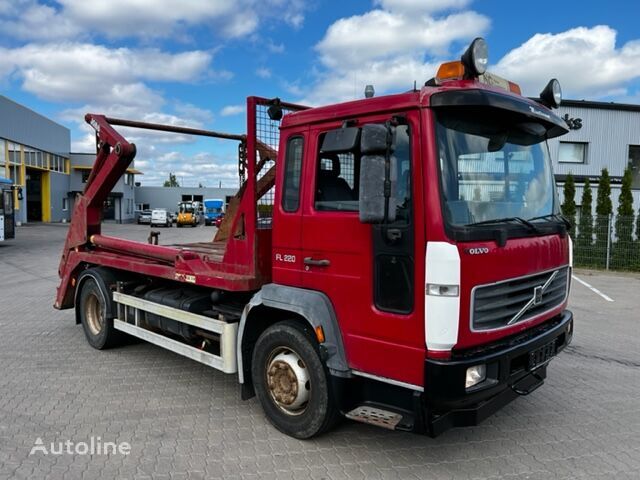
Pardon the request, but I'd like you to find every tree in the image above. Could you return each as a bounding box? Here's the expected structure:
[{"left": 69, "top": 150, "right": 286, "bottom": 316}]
[
  {"left": 561, "top": 173, "right": 576, "bottom": 235},
  {"left": 594, "top": 168, "right": 612, "bottom": 268},
  {"left": 612, "top": 168, "right": 634, "bottom": 269},
  {"left": 163, "top": 173, "right": 180, "bottom": 187},
  {"left": 576, "top": 178, "right": 593, "bottom": 266}
]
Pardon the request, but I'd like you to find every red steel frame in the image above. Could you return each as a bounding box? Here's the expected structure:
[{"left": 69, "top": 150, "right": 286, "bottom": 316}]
[{"left": 55, "top": 97, "right": 306, "bottom": 310}]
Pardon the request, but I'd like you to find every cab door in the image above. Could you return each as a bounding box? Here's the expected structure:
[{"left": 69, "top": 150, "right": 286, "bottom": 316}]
[
  {"left": 300, "top": 111, "right": 425, "bottom": 387},
  {"left": 272, "top": 127, "right": 308, "bottom": 286}
]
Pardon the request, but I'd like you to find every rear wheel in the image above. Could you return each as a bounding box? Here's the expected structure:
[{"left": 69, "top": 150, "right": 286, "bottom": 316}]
[
  {"left": 79, "top": 276, "right": 123, "bottom": 349},
  {"left": 252, "top": 321, "right": 340, "bottom": 438}
]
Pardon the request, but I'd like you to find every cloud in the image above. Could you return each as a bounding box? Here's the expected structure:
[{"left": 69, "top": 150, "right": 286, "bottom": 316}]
[
  {"left": 375, "top": 0, "right": 471, "bottom": 13},
  {"left": 0, "top": 1, "right": 82, "bottom": 40},
  {"left": 0, "top": 42, "right": 215, "bottom": 104},
  {"left": 256, "top": 67, "right": 272, "bottom": 79},
  {"left": 0, "top": 1, "right": 304, "bottom": 187},
  {"left": 303, "top": 0, "right": 489, "bottom": 105},
  {"left": 0, "top": 0, "right": 309, "bottom": 41},
  {"left": 494, "top": 25, "right": 640, "bottom": 99},
  {"left": 316, "top": 10, "right": 489, "bottom": 70},
  {"left": 220, "top": 105, "right": 245, "bottom": 116},
  {"left": 138, "top": 151, "right": 240, "bottom": 187}
]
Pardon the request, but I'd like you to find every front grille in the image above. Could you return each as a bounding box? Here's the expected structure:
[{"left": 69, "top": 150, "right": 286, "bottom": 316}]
[{"left": 472, "top": 267, "right": 569, "bottom": 330}]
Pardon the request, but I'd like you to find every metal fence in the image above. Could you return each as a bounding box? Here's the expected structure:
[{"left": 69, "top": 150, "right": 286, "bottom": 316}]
[{"left": 572, "top": 214, "right": 640, "bottom": 271}]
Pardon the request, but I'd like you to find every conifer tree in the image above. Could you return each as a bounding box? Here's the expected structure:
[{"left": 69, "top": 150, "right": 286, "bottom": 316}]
[
  {"left": 594, "top": 168, "right": 612, "bottom": 267},
  {"left": 612, "top": 168, "right": 634, "bottom": 269},
  {"left": 576, "top": 178, "right": 593, "bottom": 265},
  {"left": 561, "top": 173, "right": 576, "bottom": 235}
]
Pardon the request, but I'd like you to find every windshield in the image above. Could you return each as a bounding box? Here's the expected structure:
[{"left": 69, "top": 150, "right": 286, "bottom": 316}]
[
  {"left": 435, "top": 110, "right": 558, "bottom": 227},
  {"left": 180, "top": 204, "right": 194, "bottom": 213}
]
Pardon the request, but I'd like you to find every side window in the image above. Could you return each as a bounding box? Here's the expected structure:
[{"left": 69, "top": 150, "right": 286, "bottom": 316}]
[
  {"left": 393, "top": 125, "right": 411, "bottom": 222},
  {"left": 282, "top": 136, "right": 304, "bottom": 212},
  {"left": 314, "top": 125, "right": 411, "bottom": 216},
  {"left": 315, "top": 135, "right": 360, "bottom": 212}
]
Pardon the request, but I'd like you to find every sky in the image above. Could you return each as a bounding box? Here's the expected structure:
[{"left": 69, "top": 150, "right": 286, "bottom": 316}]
[{"left": 1, "top": 0, "right": 639, "bottom": 187}]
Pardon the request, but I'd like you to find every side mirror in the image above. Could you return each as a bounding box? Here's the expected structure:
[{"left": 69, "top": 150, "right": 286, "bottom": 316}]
[
  {"left": 358, "top": 123, "right": 397, "bottom": 224},
  {"left": 320, "top": 126, "right": 360, "bottom": 153},
  {"left": 359, "top": 154, "right": 397, "bottom": 223},
  {"left": 360, "top": 123, "right": 388, "bottom": 153}
]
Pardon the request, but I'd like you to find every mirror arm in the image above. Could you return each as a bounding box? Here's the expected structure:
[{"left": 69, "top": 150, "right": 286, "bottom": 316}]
[{"left": 382, "top": 121, "right": 393, "bottom": 224}]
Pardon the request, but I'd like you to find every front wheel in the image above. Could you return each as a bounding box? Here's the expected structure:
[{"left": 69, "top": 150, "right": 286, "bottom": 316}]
[{"left": 251, "top": 321, "right": 340, "bottom": 439}]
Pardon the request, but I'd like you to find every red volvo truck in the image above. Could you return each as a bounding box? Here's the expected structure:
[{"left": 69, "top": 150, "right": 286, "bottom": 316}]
[{"left": 55, "top": 38, "right": 574, "bottom": 438}]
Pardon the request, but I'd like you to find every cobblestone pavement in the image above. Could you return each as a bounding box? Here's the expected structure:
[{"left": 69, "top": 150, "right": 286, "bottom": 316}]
[{"left": 0, "top": 223, "right": 638, "bottom": 479}]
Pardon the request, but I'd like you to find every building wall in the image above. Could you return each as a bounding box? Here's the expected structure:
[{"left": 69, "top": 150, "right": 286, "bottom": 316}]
[
  {"left": 550, "top": 102, "right": 640, "bottom": 214},
  {"left": 0, "top": 96, "right": 70, "bottom": 155},
  {"left": 549, "top": 104, "right": 640, "bottom": 178},
  {"left": 69, "top": 152, "right": 138, "bottom": 223},
  {"left": 49, "top": 171, "right": 71, "bottom": 222},
  {"left": 134, "top": 187, "right": 238, "bottom": 213}
]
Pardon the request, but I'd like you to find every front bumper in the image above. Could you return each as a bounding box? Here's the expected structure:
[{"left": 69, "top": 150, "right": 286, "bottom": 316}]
[{"left": 423, "top": 310, "right": 573, "bottom": 436}]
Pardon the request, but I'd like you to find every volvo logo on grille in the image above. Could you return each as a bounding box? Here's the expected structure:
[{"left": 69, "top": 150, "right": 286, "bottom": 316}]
[
  {"left": 533, "top": 286, "right": 543, "bottom": 305},
  {"left": 507, "top": 270, "right": 559, "bottom": 325}
]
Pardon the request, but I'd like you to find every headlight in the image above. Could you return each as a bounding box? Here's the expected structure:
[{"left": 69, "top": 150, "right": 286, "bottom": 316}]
[
  {"left": 465, "top": 364, "right": 486, "bottom": 389},
  {"left": 461, "top": 37, "right": 488, "bottom": 77}
]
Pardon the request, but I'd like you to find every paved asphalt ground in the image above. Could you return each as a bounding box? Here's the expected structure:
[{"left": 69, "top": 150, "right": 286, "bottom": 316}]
[{"left": 0, "top": 223, "right": 638, "bottom": 479}]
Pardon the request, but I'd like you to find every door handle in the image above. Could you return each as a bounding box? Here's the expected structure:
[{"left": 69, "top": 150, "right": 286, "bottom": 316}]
[{"left": 304, "top": 257, "right": 331, "bottom": 267}]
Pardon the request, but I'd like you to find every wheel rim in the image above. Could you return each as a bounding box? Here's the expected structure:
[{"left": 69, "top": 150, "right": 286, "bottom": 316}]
[
  {"left": 85, "top": 292, "right": 104, "bottom": 336},
  {"left": 265, "top": 347, "right": 310, "bottom": 416}
]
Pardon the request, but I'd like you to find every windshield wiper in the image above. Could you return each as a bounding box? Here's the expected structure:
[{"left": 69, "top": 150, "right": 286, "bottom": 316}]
[
  {"left": 466, "top": 216, "right": 541, "bottom": 233},
  {"left": 528, "top": 213, "right": 571, "bottom": 229}
]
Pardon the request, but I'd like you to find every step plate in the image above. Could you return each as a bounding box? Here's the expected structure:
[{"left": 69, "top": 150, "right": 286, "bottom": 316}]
[{"left": 346, "top": 406, "right": 403, "bottom": 430}]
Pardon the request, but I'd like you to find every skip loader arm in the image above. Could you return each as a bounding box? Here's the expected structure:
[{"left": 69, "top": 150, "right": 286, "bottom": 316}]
[{"left": 55, "top": 114, "right": 136, "bottom": 309}]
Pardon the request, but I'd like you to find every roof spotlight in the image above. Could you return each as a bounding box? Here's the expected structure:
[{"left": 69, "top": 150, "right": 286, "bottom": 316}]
[
  {"left": 540, "top": 78, "right": 562, "bottom": 109},
  {"left": 267, "top": 98, "right": 283, "bottom": 121},
  {"left": 364, "top": 84, "right": 375, "bottom": 98},
  {"left": 461, "top": 37, "right": 488, "bottom": 77}
]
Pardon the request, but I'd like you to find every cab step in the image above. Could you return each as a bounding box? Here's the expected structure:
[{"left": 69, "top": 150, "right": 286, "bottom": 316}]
[{"left": 345, "top": 405, "right": 414, "bottom": 431}]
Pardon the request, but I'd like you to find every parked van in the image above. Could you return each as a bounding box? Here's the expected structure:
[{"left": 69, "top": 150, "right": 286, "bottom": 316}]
[{"left": 151, "top": 209, "right": 171, "bottom": 227}]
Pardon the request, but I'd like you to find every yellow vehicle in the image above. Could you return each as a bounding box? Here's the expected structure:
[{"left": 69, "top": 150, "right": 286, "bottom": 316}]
[{"left": 176, "top": 201, "right": 201, "bottom": 228}]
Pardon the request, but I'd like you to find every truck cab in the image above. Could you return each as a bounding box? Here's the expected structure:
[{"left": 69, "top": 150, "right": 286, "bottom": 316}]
[
  {"left": 266, "top": 50, "right": 572, "bottom": 432},
  {"left": 56, "top": 38, "right": 573, "bottom": 439},
  {"left": 203, "top": 198, "right": 224, "bottom": 226}
]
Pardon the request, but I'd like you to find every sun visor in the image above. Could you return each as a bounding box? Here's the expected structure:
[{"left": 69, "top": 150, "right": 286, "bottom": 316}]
[{"left": 430, "top": 89, "right": 569, "bottom": 140}]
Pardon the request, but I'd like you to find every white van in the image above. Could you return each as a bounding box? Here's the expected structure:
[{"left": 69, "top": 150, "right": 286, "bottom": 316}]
[{"left": 151, "top": 209, "right": 171, "bottom": 227}]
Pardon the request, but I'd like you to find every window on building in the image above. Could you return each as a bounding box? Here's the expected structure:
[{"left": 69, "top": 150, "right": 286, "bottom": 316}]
[
  {"left": 62, "top": 197, "right": 69, "bottom": 211},
  {"left": 0, "top": 139, "right": 5, "bottom": 167},
  {"left": 629, "top": 145, "right": 640, "bottom": 189},
  {"left": 8, "top": 143, "right": 20, "bottom": 164},
  {"left": 81, "top": 170, "right": 91, "bottom": 183},
  {"left": 558, "top": 142, "right": 587, "bottom": 164}
]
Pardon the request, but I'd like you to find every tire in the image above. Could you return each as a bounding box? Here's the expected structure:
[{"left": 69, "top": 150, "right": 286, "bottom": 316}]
[
  {"left": 252, "top": 321, "right": 340, "bottom": 439},
  {"left": 78, "top": 276, "right": 123, "bottom": 350}
]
